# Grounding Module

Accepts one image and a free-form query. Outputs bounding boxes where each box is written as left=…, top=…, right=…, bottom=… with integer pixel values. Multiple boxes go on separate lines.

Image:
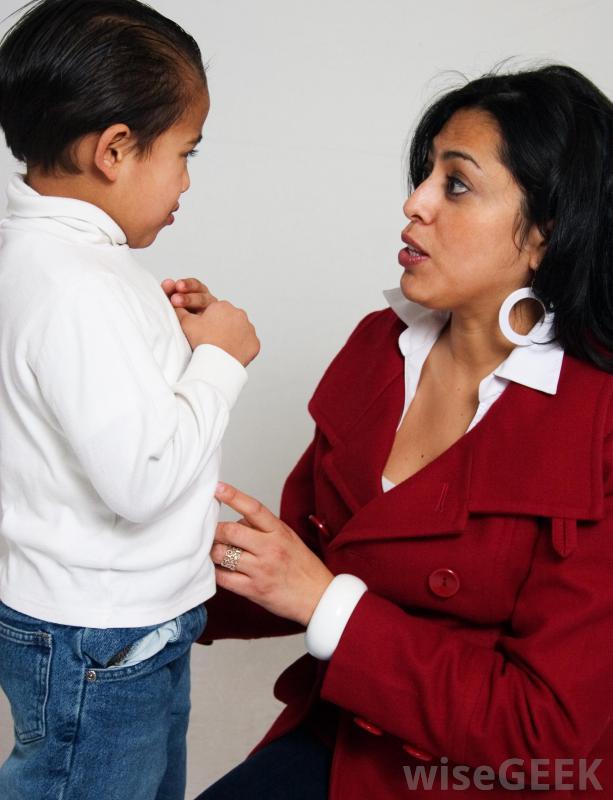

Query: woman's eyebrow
left=440, top=149, right=482, bottom=170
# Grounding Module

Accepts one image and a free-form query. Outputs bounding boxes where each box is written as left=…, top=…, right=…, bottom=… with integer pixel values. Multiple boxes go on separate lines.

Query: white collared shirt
left=381, top=288, right=564, bottom=489
left=0, top=174, right=247, bottom=627
left=306, top=287, right=565, bottom=658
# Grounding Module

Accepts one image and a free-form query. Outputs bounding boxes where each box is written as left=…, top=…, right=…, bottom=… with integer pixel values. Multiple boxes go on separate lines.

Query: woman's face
left=398, top=108, right=544, bottom=317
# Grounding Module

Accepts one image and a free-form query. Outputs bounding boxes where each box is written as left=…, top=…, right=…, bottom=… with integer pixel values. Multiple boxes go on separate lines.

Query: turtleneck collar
left=3, top=173, right=128, bottom=246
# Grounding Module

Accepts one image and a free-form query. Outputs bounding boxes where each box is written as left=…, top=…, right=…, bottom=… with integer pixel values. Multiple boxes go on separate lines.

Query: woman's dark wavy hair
left=409, top=65, right=613, bottom=372
left=0, top=0, right=206, bottom=173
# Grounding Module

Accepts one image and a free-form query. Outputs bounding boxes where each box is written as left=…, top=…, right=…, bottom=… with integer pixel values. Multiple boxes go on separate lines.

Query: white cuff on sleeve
left=305, top=574, right=368, bottom=661
left=181, top=344, right=248, bottom=410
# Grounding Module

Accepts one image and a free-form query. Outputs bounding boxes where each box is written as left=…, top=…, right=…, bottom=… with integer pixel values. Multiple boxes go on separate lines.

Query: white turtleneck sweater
left=0, top=174, right=247, bottom=628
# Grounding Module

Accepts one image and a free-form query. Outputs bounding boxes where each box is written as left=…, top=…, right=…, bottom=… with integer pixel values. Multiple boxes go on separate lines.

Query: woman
left=185, top=64, right=613, bottom=798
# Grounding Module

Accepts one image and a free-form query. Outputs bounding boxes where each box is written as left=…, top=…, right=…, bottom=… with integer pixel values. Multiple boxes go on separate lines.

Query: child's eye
left=447, top=175, right=469, bottom=196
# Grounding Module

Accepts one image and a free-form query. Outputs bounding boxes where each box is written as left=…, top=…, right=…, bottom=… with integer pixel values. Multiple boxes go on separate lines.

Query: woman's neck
left=437, top=298, right=541, bottom=382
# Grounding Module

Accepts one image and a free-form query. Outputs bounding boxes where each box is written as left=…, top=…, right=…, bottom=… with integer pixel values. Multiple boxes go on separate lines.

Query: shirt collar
left=4, top=173, right=127, bottom=246
left=383, top=286, right=564, bottom=396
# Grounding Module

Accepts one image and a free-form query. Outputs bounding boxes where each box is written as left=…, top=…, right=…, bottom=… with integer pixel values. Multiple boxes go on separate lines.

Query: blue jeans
left=0, top=601, right=206, bottom=800
left=194, top=726, right=332, bottom=799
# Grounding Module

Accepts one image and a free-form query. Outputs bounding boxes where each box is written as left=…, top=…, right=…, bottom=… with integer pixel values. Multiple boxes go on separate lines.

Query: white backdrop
left=0, top=0, right=611, bottom=795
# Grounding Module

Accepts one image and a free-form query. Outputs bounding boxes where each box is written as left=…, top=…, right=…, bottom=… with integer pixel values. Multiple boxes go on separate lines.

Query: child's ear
left=93, top=124, right=134, bottom=181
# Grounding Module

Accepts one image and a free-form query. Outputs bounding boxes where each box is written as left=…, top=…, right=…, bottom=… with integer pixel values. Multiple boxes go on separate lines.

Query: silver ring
left=221, top=545, right=242, bottom=571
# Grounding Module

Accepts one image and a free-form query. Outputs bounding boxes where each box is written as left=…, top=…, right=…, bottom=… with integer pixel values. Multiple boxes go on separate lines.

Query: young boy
left=0, top=1, right=259, bottom=798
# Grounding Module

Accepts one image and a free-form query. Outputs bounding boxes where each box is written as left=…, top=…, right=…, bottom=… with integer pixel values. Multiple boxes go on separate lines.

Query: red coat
left=203, top=308, right=613, bottom=798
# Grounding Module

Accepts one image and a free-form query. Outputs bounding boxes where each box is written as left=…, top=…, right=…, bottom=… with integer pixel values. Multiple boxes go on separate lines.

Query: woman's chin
left=400, top=272, right=427, bottom=304
left=399, top=273, right=449, bottom=311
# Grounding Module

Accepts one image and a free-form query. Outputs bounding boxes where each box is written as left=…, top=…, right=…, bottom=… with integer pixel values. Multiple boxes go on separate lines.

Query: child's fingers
left=171, top=291, right=217, bottom=310
left=162, top=278, right=218, bottom=313
left=174, top=307, right=190, bottom=321
left=175, top=277, right=208, bottom=293
left=172, top=277, right=217, bottom=312
left=161, top=278, right=176, bottom=297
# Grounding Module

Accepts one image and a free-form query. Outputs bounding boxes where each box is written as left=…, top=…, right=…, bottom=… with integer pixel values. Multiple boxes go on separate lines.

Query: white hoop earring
left=498, top=287, right=549, bottom=347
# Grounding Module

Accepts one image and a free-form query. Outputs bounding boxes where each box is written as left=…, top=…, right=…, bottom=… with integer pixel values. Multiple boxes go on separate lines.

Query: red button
left=353, top=716, right=383, bottom=736
left=308, top=514, right=331, bottom=537
left=402, top=742, right=434, bottom=762
left=428, top=568, right=460, bottom=598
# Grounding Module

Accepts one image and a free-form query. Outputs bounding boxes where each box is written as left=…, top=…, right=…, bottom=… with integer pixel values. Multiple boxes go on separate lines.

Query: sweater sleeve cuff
left=181, top=344, right=248, bottom=410
left=305, top=574, right=368, bottom=661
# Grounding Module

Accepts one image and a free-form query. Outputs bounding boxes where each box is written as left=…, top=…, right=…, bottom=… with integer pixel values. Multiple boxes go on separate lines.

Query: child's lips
left=166, top=205, right=180, bottom=225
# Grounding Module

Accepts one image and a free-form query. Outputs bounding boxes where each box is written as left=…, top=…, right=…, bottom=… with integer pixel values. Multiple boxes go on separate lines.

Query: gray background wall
left=0, top=0, right=611, bottom=795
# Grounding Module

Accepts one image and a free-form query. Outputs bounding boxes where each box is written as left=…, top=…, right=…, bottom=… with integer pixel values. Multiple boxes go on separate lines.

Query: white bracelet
left=305, top=574, right=368, bottom=660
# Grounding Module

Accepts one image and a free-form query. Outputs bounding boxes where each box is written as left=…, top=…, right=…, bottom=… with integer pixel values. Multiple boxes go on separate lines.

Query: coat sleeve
left=200, top=435, right=321, bottom=642
left=319, top=430, right=613, bottom=769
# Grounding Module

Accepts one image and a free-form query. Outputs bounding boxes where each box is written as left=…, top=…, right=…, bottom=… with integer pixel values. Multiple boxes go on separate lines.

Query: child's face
left=116, top=88, right=209, bottom=248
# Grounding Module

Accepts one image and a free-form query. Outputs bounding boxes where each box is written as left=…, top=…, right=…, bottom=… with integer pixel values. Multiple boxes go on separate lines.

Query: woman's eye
left=447, top=175, right=468, bottom=195
left=185, top=148, right=199, bottom=159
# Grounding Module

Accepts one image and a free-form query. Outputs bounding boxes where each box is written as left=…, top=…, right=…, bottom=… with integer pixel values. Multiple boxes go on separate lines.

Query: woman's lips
left=398, top=236, right=429, bottom=268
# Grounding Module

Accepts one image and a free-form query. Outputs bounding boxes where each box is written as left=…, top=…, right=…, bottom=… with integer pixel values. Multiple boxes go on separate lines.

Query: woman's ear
left=93, top=124, right=134, bottom=181
left=525, top=222, right=549, bottom=271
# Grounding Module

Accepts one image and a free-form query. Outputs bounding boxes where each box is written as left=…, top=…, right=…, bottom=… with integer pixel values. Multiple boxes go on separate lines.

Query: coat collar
left=309, top=309, right=612, bottom=550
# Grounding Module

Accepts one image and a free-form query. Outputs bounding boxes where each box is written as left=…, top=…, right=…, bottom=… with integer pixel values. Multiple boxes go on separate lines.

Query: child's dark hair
left=409, top=65, right=613, bottom=372
left=0, top=0, right=207, bottom=173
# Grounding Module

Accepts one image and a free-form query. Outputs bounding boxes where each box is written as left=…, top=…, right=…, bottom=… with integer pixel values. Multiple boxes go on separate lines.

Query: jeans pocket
left=0, top=621, right=52, bottom=744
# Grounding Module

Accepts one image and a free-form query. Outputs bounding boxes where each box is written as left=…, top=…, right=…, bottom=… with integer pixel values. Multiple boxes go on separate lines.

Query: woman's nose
left=403, top=179, right=434, bottom=224
left=402, top=196, right=414, bottom=220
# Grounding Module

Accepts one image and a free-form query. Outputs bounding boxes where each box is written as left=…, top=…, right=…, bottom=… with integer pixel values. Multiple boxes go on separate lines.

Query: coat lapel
left=317, top=370, right=404, bottom=515
left=309, top=310, right=405, bottom=514
left=327, top=438, right=472, bottom=550
left=309, top=308, right=473, bottom=546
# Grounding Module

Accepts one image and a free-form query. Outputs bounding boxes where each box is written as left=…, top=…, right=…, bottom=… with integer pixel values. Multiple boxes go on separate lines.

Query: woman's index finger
left=215, top=483, right=277, bottom=532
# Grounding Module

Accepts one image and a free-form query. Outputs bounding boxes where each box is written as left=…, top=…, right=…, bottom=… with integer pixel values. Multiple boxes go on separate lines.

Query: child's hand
left=176, top=301, right=260, bottom=367
left=161, top=277, right=217, bottom=312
